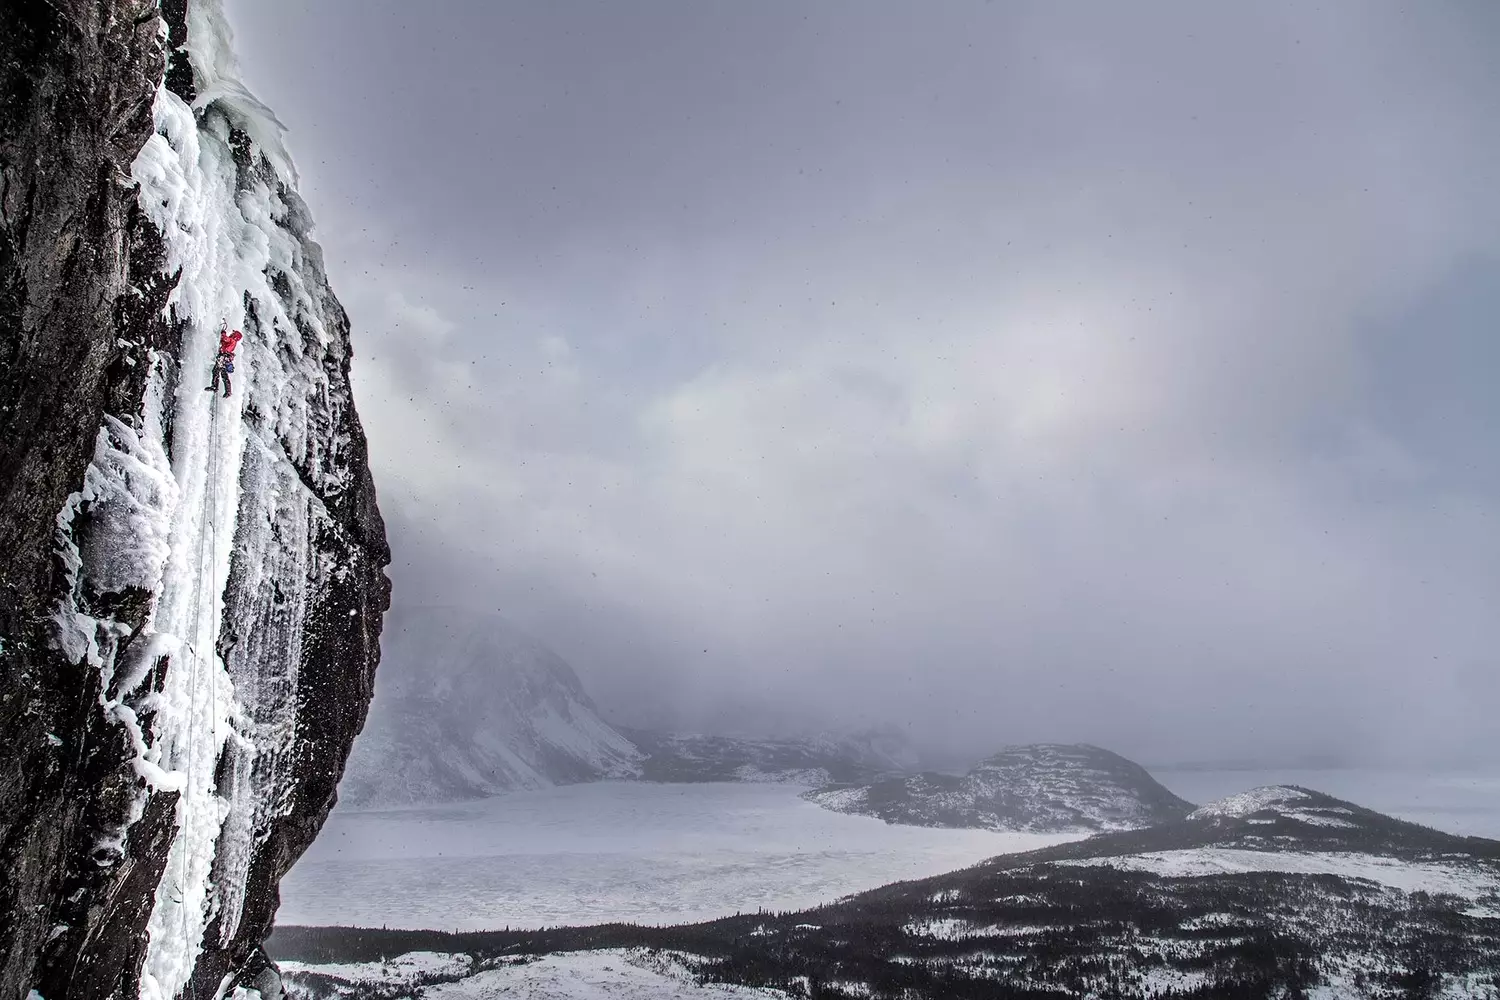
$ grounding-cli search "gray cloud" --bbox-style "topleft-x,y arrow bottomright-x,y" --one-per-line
232,0 -> 1500,766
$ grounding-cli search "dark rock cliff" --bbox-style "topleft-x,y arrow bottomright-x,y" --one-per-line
0,3 -> 390,997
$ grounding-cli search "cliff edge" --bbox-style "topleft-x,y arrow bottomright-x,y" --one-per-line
0,3 -> 390,997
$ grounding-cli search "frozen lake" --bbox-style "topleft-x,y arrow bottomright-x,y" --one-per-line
1154,766 -> 1500,838
277,782 -> 1074,930
277,768 -> 1500,932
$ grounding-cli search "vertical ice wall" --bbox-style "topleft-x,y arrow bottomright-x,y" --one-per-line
39,1 -> 391,996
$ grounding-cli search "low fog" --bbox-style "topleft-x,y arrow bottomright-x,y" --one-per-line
232,1 -> 1500,766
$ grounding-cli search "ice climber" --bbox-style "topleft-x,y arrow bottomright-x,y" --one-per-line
206,325 -> 243,398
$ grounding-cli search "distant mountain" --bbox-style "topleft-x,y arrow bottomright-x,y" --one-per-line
276,784 -> 1500,999
622,726 -> 916,785
804,742 -> 1194,832
339,609 -> 918,805
340,608 -> 642,806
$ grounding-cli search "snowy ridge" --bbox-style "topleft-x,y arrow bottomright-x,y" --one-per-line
1186,784 -> 1368,829
1187,784 -> 1311,820
805,743 -> 1194,832
47,3 -> 386,995
341,608 -> 643,805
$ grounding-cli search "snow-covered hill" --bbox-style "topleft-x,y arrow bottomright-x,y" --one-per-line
804,743 -> 1193,832
1185,783 -> 1359,826
341,608 -> 642,805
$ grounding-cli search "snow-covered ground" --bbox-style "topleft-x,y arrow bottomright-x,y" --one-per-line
284,949 -> 785,999
280,951 -> 473,986
1155,766 -> 1500,838
278,782 -> 1075,929
1055,849 -> 1500,915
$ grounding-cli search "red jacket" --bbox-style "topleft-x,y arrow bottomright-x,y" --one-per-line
219,330 -> 243,356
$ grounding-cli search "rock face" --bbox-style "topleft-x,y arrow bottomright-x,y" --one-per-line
341,608 -> 641,806
0,3 -> 389,998
805,743 -> 1193,832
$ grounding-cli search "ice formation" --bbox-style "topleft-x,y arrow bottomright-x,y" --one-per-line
45,1 -> 385,995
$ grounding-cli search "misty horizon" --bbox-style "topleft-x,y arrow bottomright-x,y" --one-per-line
362,602 -> 1497,774
231,0 -> 1500,769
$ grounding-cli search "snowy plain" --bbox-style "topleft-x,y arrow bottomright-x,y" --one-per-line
277,782 -> 1074,929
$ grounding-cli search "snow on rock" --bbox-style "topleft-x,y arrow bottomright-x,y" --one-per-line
0,3 -> 186,994
181,0 -> 298,188
340,607 -> 642,805
1188,785 -> 1312,820
1187,785 -> 1366,830
6,0 -> 389,995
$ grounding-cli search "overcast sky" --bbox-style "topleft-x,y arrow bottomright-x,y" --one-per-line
231,0 -> 1500,766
